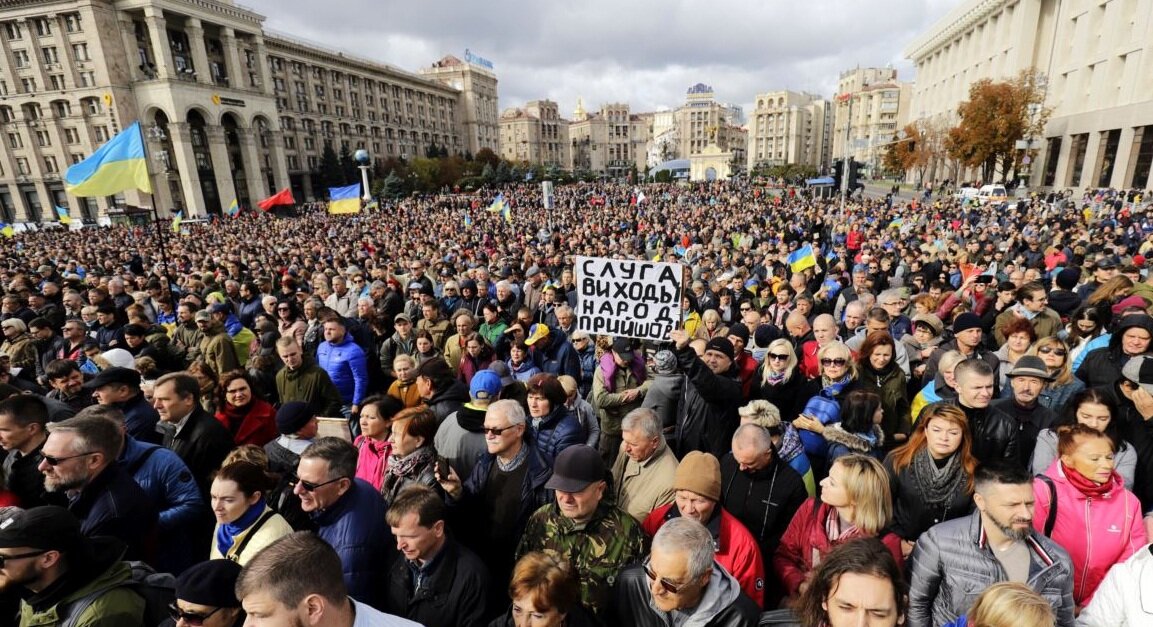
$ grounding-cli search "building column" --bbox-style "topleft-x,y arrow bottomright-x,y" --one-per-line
1080,131 -> 1104,189
205,125 -> 236,213
1111,126 -> 1137,189
253,36 -> 273,96
185,18 -> 211,85
236,127 -> 264,206
1053,133 -> 1074,188
268,131 -> 290,191
168,123 -> 206,218
219,28 -> 244,90
142,7 -> 174,79
117,14 -> 142,83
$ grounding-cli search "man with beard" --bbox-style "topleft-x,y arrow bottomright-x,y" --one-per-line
43,359 -> 95,414
907,463 -> 1074,627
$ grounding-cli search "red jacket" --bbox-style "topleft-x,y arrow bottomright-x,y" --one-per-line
643,503 -> 766,608
734,353 -> 758,399
215,398 -> 279,447
773,499 -> 903,596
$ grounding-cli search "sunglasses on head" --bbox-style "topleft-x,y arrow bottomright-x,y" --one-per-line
820,358 -> 848,367
168,603 -> 223,627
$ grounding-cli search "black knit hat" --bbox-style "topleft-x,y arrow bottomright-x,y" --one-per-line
704,337 -> 735,361
275,401 -> 313,435
175,559 -> 243,608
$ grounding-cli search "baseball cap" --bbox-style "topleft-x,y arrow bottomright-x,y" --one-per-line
0,506 -> 86,553
1122,355 -> 1153,396
524,323 -> 550,346
611,337 -> 635,361
487,361 -> 515,387
544,445 -> 604,493
469,370 -> 502,401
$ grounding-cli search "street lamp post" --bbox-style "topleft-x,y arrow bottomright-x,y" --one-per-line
354,149 -> 372,202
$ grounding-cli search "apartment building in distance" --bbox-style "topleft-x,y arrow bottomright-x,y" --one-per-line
568,100 -> 649,177
747,90 -> 832,172
498,99 -> 569,167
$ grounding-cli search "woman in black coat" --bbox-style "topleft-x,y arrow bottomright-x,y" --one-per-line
751,338 -> 806,422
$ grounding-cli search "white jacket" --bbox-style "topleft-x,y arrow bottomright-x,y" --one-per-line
1078,544 -> 1153,626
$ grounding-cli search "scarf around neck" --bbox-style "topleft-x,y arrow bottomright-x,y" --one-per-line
1061,462 -> 1119,499
911,447 -> 965,505
216,498 -> 266,556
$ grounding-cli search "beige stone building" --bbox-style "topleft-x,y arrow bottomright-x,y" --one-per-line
831,68 -> 911,174
0,0 -> 495,223
421,53 -> 498,156
671,83 -> 746,168
498,99 -> 568,167
747,90 -> 832,171
905,0 -> 1153,190
567,100 -> 649,178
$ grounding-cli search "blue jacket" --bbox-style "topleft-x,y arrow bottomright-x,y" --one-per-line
317,335 -> 369,406
120,435 -> 206,573
115,392 -> 161,444
531,404 -> 584,465
314,478 -> 389,608
508,359 -> 541,383
237,296 -> 264,329
530,328 -> 582,381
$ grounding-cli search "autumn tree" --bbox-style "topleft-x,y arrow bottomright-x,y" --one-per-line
945,69 -> 1050,183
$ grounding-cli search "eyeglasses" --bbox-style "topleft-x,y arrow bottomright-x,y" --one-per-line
768,353 -> 790,361
483,424 -> 518,436
296,476 -> 344,492
0,550 -> 46,567
820,358 -> 848,367
1038,347 -> 1067,356
644,558 -> 691,594
168,603 -> 223,626
740,307 -> 752,312
41,451 -> 97,466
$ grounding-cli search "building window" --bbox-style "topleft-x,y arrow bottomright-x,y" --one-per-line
78,71 -> 96,87
34,18 -> 51,37
4,22 -> 22,40
49,74 -> 65,90
284,136 -> 295,149
41,46 -> 58,64
64,14 -> 82,33
64,128 -> 79,143
83,98 -> 101,115
8,133 -> 23,149
94,125 -> 109,142
16,158 -> 30,175
70,153 -> 84,164
72,43 -> 90,61
43,156 -> 57,172
21,78 -> 36,93
13,50 -> 29,68
36,131 -> 50,147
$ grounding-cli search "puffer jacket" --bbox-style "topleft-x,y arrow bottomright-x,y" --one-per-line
1077,543 -> 1153,627
1075,314 -> 1153,388
673,345 -> 743,458
313,478 -> 389,608
316,334 -> 369,406
120,435 -> 205,574
1033,461 -> 1147,606
531,404 -> 584,465
907,510 -> 1075,627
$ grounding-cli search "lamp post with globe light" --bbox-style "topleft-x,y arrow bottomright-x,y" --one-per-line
354,149 -> 372,202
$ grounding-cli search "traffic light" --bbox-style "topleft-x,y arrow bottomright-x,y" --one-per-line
832,159 -> 843,190
848,159 -> 862,192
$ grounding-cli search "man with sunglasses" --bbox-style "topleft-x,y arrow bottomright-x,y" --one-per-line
0,505 -> 149,627
170,558 -> 245,627
614,517 -> 761,626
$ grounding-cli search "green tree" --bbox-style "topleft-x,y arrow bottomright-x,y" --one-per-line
381,171 -> 403,198
315,143 -> 343,193
338,144 -> 357,185
475,148 -> 500,169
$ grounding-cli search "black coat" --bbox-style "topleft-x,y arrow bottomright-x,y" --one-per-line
162,407 -> 234,497
612,564 -> 761,627
750,362 -> 806,422
0,440 -> 65,508
673,346 -> 743,458
383,539 -> 490,627
944,400 -> 1021,467
69,463 -> 159,564
719,452 -> 808,569
884,454 -> 974,541
1075,314 -> 1153,388
1098,383 -> 1153,512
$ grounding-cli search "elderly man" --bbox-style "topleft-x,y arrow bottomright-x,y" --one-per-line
517,444 -> 644,619
443,310 -> 476,376
990,355 -> 1057,467
614,517 -> 761,626
611,407 -> 678,522
641,451 -> 766,608
670,328 -> 742,458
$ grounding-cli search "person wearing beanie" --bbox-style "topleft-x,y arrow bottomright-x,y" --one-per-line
1049,267 -> 1083,318
727,323 -> 758,397
920,311 -> 1002,391
264,400 -> 319,479
668,328 -> 742,459
641,451 -> 767,607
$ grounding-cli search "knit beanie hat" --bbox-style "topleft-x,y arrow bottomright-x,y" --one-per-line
653,350 -> 678,375
276,401 -> 313,435
674,451 -> 721,502
1055,267 -> 1081,290
952,312 -> 982,334
704,337 -> 735,362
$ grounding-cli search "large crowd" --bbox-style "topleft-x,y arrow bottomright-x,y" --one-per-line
0,180 -> 1152,627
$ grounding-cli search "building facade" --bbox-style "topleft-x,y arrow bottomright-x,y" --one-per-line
831,68 -> 911,173
747,90 -> 832,171
0,0 -> 494,223
498,99 -> 569,167
905,0 -> 1153,190
568,101 -> 649,178
671,83 -> 746,168
421,53 -> 498,156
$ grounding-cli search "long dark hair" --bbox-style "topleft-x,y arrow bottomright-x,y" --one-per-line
797,537 -> 907,627
1055,388 -> 1127,452
840,389 -> 881,434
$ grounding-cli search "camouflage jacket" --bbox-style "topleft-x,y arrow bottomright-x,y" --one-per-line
516,500 -> 644,618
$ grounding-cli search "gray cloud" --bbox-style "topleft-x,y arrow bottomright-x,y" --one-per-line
244,0 -> 963,118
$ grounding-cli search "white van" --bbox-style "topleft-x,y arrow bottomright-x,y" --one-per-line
976,185 -> 1009,204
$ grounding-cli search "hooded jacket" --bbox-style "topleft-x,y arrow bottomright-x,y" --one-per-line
1077,544 -> 1153,627
199,320 -> 240,378
1075,314 -> 1153,388
612,561 -> 761,627
19,538 -> 147,627
425,379 -> 470,424
434,403 -> 488,481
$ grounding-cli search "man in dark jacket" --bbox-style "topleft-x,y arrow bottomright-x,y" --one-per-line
921,312 -> 1001,388
153,372 -> 233,498
670,329 -> 743,458
384,485 -> 489,626
945,359 -> 1019,466
990,356 -> 1057,467
613,517 -> 761,626
0,394 -> 62,507
86,366 -> 160,444
524,323 -> 582,381
43,359 -> 95,414
39,413 -> 158,563
275,336 -> 344,418
1103,355 -> 1153,515
415,358 -> 470,424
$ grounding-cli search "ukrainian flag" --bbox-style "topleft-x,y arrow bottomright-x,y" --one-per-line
171,210 -> 182,234
225,199 -> 239,218
487,194 -> 505,213
55,206 -> 72,225
0,222 -> 12,238
787,244 -> 818,273
328,184 -> 361,214
64,122 -> 152,196
463,213 -> 472,227
501,203 -> 511,224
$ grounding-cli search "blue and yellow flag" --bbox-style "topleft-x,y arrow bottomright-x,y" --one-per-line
787,244 -> 818,273
55,206 -> 72,225
501,203 -> 511,223
328,184 -> 361,214
487,194 -> 505,213
463,213 -> 473,227
888,217 -> 904,229
64,122 -> 152,196
225,199 -> 239,218
171,210 -> 182,234
0,222 -> 12,238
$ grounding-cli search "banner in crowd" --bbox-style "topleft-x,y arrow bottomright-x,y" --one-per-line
328,184 -> 361,214
575,256 -> 682,342
64,122 -> 152,196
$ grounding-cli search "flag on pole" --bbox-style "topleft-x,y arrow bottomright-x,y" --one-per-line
0,222 -> 12,238
327,184 -> 361,214
171,211 -> 183,234
55,206 -> 72,225
225,199 -> 240,218
64,122 -> 152,196
257,187 -> 295,211
486,194 -> 505,213
501,203 -> 511,224
786,244 -> 818,273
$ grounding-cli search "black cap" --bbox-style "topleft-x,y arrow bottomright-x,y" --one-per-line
728,323 -> 750,343
82,366 -> 141,390
704,337 -> 735,361
0,506 -> 86,553
175,559 -> 243,608
276,401 -> 313,435
544,445 -> 605,493
611,337 -> 635,361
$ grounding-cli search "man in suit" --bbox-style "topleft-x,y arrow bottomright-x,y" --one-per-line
152,372 -> 233,498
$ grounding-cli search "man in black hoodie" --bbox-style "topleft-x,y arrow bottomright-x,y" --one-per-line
1048,268 -> 1082,319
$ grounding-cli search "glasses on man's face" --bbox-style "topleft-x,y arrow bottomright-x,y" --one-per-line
644,558 -> 691,594
41,451 -> 97,466
820,358 -> 848,367
168,603 -> 223,627
483,424 -> 517,436
296,476 -> 343,492
740,307 -> 752,312
1038,347 -> 1067,357
0,550 -> 46,567
768,353 -> 789,361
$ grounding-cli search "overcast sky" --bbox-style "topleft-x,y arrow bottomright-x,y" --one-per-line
243,0 -> 964,120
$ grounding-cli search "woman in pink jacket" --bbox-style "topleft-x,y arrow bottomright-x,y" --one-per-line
1032,424 -> 1147,609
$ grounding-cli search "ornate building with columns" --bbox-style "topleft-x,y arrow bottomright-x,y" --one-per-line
0,0 -> 495,223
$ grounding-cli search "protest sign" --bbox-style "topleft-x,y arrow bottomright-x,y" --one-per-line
575,256 -> 682,341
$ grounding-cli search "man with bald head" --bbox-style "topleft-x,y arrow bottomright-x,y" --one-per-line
799,314 -> 839,378
839,300 -> 866,339
784,311 -> 811,353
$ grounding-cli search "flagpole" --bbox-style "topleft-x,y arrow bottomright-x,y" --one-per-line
142,122 -> 175,294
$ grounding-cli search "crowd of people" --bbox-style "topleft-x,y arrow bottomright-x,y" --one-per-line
0,180 -> 1151,626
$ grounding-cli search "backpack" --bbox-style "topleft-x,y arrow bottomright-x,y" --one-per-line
60,561 -> 175,627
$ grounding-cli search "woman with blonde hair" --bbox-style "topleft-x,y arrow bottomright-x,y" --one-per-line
911,349 -> 964,421
885,403 -> 977,557
693,308 -> 729,341
1086,275 -> 1135,308
1027,337 -> 1084,410
752,338 -> 805,421
773,454 -> 902,599
942,581 -> 1055,627
795,342 -> 859,471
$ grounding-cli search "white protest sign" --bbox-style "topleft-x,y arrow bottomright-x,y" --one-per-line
575,256 -> 682,341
